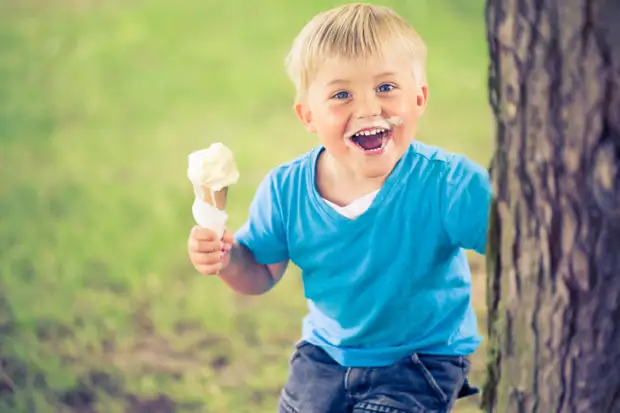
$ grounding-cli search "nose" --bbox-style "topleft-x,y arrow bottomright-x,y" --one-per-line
354,92 -> 382,119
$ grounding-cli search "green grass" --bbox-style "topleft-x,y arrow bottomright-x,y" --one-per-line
0,0 -> 493,412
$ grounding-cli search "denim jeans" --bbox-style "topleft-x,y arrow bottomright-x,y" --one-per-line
277,341 -> 479,413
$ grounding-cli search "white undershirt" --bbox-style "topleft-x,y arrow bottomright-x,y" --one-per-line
322,190 -> 380,219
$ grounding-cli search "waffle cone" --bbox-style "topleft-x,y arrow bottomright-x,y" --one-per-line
201,186 -> 228,210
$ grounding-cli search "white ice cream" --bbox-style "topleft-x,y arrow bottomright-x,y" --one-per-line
187,142 -> 239,191
187,142 -> 239,239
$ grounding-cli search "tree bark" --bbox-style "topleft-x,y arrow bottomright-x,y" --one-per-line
482,1 -> 620,413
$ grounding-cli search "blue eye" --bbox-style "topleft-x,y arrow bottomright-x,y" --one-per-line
377,83 -> 395,93
332,91 -> 350,100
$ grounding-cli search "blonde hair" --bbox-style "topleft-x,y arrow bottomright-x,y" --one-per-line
284,3 -> 427,101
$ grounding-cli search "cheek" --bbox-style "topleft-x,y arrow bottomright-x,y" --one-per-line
392,96 -> 423,137
315,106 -> 349,135
393,113 -> 421,145
310,106 -> 350,151
393,93 -> 421,114
326,105 -> 349,127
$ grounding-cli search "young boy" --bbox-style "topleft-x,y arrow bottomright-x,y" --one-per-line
188,3 -> 492,412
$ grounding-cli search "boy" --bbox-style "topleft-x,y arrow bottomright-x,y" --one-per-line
188,3 -> 492,412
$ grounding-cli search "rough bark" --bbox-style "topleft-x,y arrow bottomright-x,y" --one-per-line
482,1 -> 620,413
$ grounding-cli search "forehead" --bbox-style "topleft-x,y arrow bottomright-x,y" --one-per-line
311,49 -> 414,88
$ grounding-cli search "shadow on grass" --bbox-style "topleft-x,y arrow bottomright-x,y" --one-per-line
0,288 -> 208,413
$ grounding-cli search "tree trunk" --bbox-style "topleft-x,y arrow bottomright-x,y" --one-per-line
482,1 -> 620,412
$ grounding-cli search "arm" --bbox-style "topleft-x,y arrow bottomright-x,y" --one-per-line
224,169 -> 290,292
441,155 -> 493,255
217,241 -> 288,295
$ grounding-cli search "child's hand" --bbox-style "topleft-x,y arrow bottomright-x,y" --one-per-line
188,226 -> 234,275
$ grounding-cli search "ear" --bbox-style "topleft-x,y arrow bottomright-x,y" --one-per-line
416,85 -> 429,114
295,101 -> 316,133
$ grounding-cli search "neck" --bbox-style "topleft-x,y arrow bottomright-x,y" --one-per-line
330,155 -> 384,185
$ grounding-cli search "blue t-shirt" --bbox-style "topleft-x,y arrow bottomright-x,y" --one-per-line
235,142 -> 492,367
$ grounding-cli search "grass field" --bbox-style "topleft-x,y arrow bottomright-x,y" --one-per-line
0,1 -> 493,412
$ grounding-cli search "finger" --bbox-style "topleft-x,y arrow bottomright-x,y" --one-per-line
220,251 -> 231,268
191,226 -> 217,241
189,239 -> 222,253
196,262 -> 222,276
196,264 -> 215,275
221,229 -> 234,244
193,251 -> 224,266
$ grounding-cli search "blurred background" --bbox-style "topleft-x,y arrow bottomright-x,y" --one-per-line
0,0 -> 493,412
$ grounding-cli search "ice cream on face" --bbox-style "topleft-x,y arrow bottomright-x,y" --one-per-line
386,116 -> 403,127
187,143 -> 239,191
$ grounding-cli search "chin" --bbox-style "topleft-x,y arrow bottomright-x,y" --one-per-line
359,156 -> 399,179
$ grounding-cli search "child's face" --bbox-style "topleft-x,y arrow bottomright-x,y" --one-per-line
296,45 -> 427,179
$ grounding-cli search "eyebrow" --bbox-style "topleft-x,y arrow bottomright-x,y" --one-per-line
326,79 -> 349,87
375,71 -> 397,78
325,72 -> 397,87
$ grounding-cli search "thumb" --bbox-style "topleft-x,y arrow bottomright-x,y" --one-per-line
221,228 -> 235,245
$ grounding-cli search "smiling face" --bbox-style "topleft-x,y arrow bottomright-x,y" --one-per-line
295,46 -> 428,179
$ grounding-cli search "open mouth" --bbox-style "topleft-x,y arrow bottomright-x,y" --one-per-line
349,128 -> 392,153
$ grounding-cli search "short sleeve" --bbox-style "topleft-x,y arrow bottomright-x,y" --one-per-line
440,155 -> 492,255
234,170 -> 289,265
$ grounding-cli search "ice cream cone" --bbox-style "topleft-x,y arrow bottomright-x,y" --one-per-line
187,142 -> 237,237
201,186 -> 228,211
